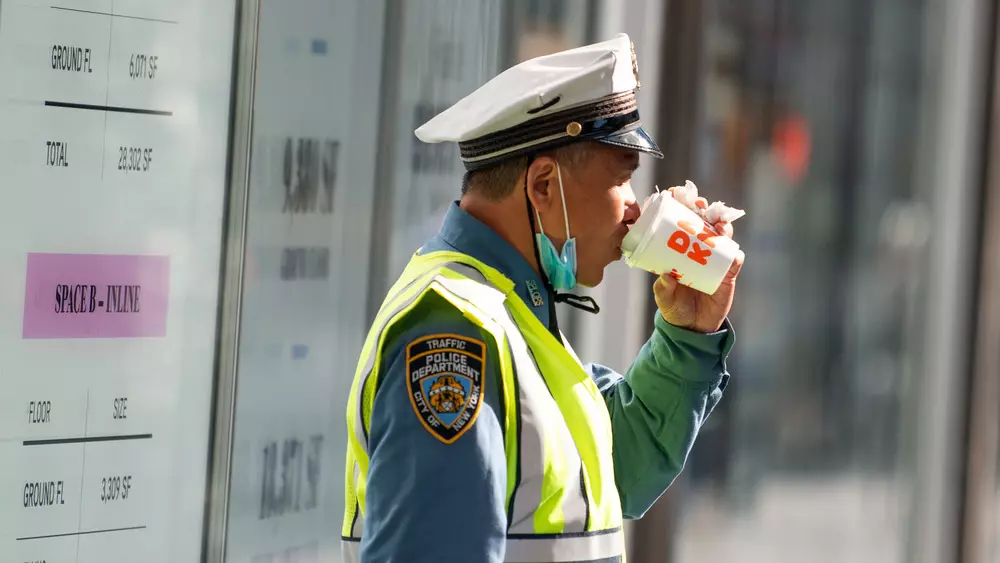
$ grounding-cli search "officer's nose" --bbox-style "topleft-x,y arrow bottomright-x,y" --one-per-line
622,182 -> 640,226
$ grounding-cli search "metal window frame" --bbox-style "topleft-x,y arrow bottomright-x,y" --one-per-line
200,0 -> 261,561
959,2 -> 1000,560
364,0 -> 406,324
907,0 -> 996,560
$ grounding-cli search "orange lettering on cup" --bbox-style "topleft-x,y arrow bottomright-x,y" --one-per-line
687,242 -> 712,265
677,220 -> 698,235
667,230 -> 690,253
696,228 -> 717,248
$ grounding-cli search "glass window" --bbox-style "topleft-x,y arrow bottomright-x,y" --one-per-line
222,2 -> 387,562
373,0 -> 505,300
370,0 -> 597,305
672,0 -> 961,561
369,0 -> 598,331
222,3 -> 596,563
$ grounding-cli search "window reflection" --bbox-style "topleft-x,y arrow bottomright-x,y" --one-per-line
372,0 -> 596,319
224,2 -> 596,562
675,0 -> 933,561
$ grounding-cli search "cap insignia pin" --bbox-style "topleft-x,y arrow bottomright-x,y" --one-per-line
630,41 -> 641,90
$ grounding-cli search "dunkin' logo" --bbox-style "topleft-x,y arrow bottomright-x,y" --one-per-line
666,220 -> 719,266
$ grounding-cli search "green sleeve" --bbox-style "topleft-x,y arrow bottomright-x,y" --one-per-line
586,313 -> 735,519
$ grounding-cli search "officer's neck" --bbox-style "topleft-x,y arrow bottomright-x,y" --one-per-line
460,193 -> 567,339
459,194 -> 541,277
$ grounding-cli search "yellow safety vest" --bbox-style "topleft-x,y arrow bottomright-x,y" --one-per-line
342,250 -> 625,562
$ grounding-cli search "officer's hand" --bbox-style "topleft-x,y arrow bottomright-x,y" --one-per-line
653,220 -> 743,333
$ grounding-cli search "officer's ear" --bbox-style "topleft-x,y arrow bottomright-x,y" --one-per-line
525,156 -> 560,214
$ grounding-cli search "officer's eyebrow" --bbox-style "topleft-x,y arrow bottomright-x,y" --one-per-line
623,153 -> 640,174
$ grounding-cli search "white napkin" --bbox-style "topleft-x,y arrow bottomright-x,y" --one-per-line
664,180 -> 745,224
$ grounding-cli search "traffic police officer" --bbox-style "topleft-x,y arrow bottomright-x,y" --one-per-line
342,34 -> 742,563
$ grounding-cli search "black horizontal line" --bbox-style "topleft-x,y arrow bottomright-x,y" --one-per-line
24,433 -> 152,446
51,6 -> 178,24
45,101 -> 172,116
17,525 -> 146,541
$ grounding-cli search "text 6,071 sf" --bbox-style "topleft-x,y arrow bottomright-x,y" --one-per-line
129,54 -> 158,80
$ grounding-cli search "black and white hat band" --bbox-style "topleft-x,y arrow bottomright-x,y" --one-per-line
458,91 -> 641,170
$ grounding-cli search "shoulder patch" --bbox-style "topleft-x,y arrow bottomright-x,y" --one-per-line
405,333 -> 486,444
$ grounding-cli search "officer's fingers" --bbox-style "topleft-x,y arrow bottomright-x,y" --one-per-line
713,220 -> 734,239
654,273 -> 679,303
723,250 -> 745,283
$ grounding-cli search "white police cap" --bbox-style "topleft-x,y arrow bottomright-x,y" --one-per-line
415,33 -> 664,171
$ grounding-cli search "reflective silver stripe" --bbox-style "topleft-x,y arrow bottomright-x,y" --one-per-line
341,538 -> 360,563
517,331 -> 589,534
504,528 -> 625,563
350,462 -> 364,536
352,268 -> 444,452
507,335 -> 589,534
506,333 -> 549,533
442,265 -> 543,532
440,264 -> 590,534
547,384 -> 589,533
342,534 -> 621,563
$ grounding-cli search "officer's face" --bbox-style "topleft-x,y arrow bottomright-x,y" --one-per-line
547,144 -> 641,287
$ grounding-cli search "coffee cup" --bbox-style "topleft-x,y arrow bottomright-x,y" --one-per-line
621,190 -> 743,294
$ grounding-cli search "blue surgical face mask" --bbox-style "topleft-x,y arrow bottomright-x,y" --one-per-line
535,163 -> 577,291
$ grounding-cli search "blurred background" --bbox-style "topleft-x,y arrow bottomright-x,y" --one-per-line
210,0 -> 1000,562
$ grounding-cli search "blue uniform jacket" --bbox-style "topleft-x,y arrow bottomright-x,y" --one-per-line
358,202 -> 734,562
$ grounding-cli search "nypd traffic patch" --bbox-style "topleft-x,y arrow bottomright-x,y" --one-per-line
405,334 -> 485,444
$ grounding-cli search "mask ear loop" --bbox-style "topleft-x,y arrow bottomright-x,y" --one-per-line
534,207 -> 546,237
555,163 -> 572,244
524,155 -> 563,337
525,155 -> 545,281
525,157 -> 601,320
534,164 -> 573,260
551,162 -> 599,314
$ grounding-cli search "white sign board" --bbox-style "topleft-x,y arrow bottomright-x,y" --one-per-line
0,1 -> 237,562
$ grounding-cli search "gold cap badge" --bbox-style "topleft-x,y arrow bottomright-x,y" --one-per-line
630,41 -> 641,90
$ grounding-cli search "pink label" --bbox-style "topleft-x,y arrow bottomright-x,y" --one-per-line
22,253 -> 170,339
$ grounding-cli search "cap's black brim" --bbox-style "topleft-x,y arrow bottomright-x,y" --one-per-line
596,126 -> 664,159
